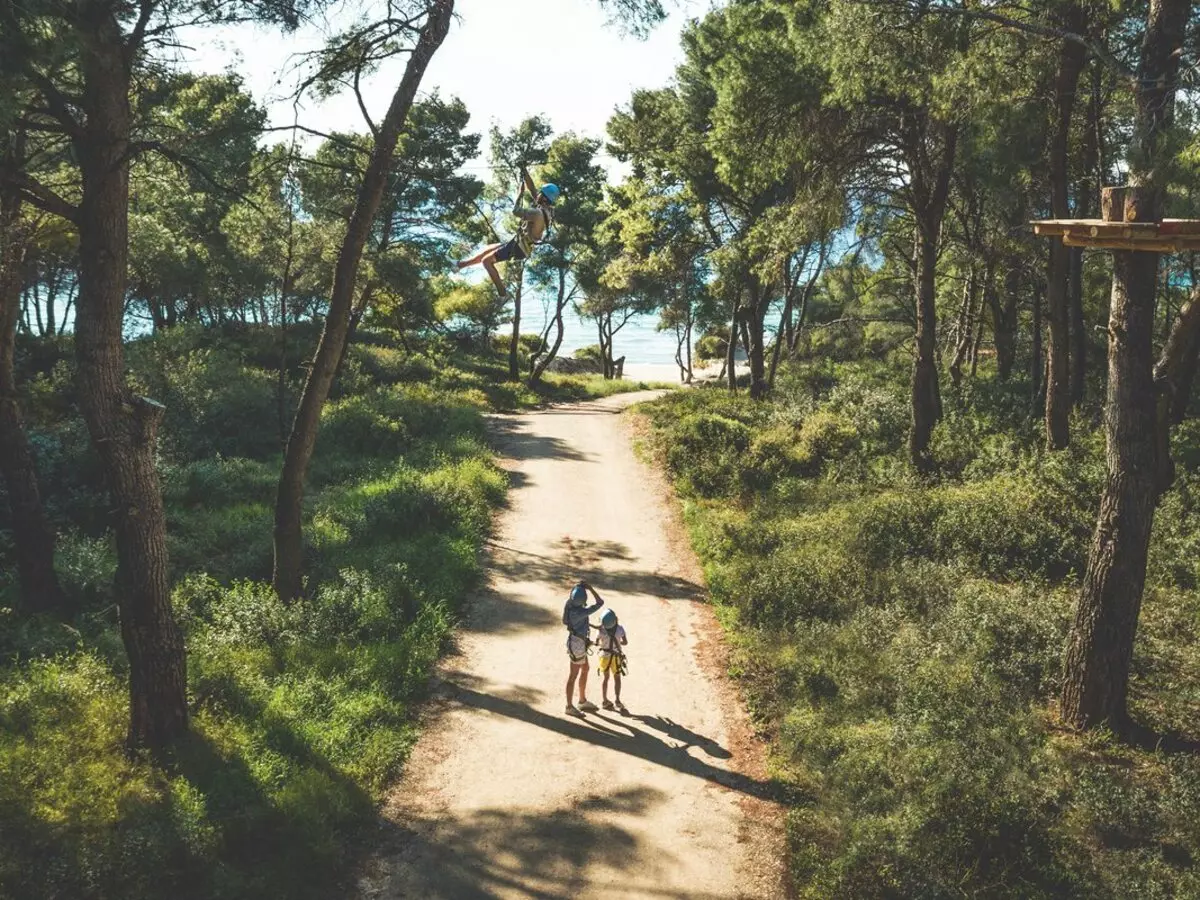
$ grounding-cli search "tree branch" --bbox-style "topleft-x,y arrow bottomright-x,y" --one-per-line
1,170 -> 79,224
353,63 -> 379,137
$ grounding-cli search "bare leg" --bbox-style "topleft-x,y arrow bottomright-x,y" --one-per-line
457,242 -> 502,269
577,665 -> 590,705
482,255 -> 508,297
601,671 -> 611,703
614,671 -> 622,704
566,665 -> 579,707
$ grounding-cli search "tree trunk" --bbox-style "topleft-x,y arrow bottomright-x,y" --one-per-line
1061,0 -> 1191,733
949,264 -> 978,388
1061,248 -> 1160,731
1045,13 -> 1087,448
73,19 -> 187,752
1031,263 -> 1044,405
725,300 -> 738,392
508,264 -> 522,381
768,289 -> 794,389
530,268 -> 567,384
0,152 -> 65,615
335,282 -> 373,383
1070,70 -> 1100,408
908,122 -> 956,471
273,0 -> 453,602
747,283 -> 768,399
1153,291 -> 1200,489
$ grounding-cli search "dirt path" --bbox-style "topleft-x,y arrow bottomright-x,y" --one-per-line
359,392 -> 785,900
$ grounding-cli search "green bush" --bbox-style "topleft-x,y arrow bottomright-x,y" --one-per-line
666,412 -> 753,497
641,355 -> 1200,898
0,328 -> 525,900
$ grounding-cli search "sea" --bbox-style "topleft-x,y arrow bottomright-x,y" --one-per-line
521,305 -> 683,366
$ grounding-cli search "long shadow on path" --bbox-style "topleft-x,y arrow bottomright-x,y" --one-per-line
439,676 -> 782,804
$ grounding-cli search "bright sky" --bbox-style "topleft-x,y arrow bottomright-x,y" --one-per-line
180,0 -> 708,173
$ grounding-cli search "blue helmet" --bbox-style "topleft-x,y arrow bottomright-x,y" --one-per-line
539,183 -> 561,204
601,609 -> 617,628
570,583 -> 588,605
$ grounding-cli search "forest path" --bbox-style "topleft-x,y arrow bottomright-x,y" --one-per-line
358,391 -> 785,900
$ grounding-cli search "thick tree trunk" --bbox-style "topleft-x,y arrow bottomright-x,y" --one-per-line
0,160 -> 65,615
1061,249 -> 1159,730
910,222 -> 942,469
274,0 -> 453,602
1061,0 -> 1191,733
74,20 -> 187,752
908,122 -> 955,470
1045,15 -> 1087,448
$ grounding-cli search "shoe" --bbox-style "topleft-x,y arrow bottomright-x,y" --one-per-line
578,700 -> 599,712
602,700 -> 615,710
615,701 -> 628,714
565,705 -> 585,718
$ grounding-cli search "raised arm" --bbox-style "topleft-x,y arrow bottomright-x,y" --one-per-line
521,165 -> 538,199
583,583 -> 605,615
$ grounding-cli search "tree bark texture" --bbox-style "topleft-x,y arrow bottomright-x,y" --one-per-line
1045,13 -> 1087,449
72,18 -> 188,751
273,0 -> 454,602
0,156 -> 65,615
1061,249 -> 1160,730
907,121 -> 955,470
1061,0 -> 1192,733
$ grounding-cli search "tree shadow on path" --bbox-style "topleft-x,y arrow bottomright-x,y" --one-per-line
364,785 -> 737,900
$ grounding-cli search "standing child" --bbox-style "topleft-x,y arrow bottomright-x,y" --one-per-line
562,581 -> 604,718
593,609 -> 628,713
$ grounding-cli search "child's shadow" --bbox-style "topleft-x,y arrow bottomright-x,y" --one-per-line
630,715 -> 733,759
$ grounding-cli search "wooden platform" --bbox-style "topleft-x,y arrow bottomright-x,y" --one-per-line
1032,218 -> 1200,252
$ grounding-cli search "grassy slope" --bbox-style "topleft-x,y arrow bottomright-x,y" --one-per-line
639,360 -> 1200,899
0,325 -> 653,900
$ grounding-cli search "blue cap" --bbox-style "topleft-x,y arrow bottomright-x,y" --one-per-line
601,609 -> 617,628
540,183 -> 561,204
570,584 -> 587,604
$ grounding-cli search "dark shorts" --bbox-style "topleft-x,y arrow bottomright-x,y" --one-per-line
493,238 -> 528,263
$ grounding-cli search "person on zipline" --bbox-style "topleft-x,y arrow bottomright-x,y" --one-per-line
457,166 -> 560,298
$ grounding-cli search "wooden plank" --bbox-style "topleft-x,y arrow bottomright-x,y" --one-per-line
1160,219 -> 1200,236
1061,235 -> 1200,252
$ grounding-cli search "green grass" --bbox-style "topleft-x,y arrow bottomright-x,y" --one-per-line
641,359 -> 1200,899
0,326 -> 635,900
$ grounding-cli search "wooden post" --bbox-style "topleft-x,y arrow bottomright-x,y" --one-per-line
1101,185 -> 1155,224
1101,186 -> 1127,222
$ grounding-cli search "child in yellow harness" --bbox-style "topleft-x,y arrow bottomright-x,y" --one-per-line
593,609 -> 628,713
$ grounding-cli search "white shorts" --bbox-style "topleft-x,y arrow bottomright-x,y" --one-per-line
567,635 -> 588,664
